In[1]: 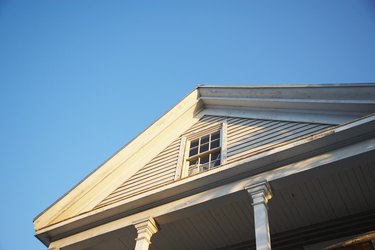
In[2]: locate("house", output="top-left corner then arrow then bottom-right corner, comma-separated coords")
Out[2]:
34,84 -> 375,250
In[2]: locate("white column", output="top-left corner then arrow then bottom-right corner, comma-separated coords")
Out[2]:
133,217 -> 159,250
245,181 -> 273,250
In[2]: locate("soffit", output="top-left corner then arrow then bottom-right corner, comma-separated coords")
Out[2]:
63,152 -> 375,250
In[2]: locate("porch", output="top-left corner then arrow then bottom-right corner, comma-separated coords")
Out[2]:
55,142 -> 375,250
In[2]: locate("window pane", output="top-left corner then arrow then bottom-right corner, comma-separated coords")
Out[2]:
189,159 -> 198,166
211,152 -> 221,166
201,135 -> 209,144
214,159 -> 221,167
200,143 -> 209,153
189,147 -> 198,157
189,166 -> 199,176
211,132 -> 220,140
190,139 -> 199,148
187,131 -> 222,177
200,163 -> 209,171
200,154 -> 209,164
210,139 -> 220,149
211,152 -> 220,160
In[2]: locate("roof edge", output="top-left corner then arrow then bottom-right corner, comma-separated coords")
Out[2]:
33,86 -> 201,226
197,83 -> 375,88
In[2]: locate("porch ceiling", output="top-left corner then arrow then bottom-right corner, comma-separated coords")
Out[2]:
65,150 -> 375,250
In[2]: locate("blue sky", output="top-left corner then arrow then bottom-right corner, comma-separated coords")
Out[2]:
0,0 -> 374,249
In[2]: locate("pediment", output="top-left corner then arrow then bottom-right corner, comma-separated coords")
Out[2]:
34,84 -> 375,234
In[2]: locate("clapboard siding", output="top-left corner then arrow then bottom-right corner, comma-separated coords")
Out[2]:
95,115 -> 333,209
95,137 -> 181,209
94,115 -> 226,209
184,115 -> 225,135
227,117 -> 332,164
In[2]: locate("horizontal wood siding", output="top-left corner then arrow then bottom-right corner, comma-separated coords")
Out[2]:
95,138 -> 181,209
226,117 -> 332,164
183,115 -> 226,137
95,115 -> 332,209
95,115 -> 225,209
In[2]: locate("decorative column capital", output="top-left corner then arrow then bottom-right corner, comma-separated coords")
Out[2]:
244,181 -> 272,206
133,217 -> 159,245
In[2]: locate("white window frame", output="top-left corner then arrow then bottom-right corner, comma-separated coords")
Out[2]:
174,119 -> 227,180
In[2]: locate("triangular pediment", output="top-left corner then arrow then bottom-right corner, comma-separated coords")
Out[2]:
34,84 -> 375,234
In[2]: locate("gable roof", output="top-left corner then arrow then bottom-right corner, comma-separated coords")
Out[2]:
34,84 -> 375,239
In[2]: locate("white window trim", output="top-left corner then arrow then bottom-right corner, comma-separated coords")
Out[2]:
174,119 -> 227,180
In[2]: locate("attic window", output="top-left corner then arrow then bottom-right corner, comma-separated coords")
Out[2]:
175,120 -> 227,180
187,131 -> 221,176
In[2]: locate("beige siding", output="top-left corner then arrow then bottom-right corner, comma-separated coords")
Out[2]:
95,115 -> 226,209
95,115 -> 332,209
183,115 -> 226,136
95,138 -> 180,209
226,117 -> 332,164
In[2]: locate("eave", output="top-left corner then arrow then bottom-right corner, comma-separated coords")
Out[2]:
199,84 -> 375,124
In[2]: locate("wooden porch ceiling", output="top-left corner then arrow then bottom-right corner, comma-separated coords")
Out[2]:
65,151 -> 375,250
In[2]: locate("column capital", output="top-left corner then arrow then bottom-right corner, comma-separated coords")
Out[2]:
245,181 -> 273,250
244,181 -> 272,206
133,217 -> 159,245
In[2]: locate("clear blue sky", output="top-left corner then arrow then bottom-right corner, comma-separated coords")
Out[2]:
0,0 -> 374,249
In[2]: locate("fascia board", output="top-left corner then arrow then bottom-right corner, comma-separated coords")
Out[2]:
198,84 -> 375,100
34,87 -> 202,231
198,84 -> 375,118
200,97 -> 375,116
35,113 -> 375,245
198,83 -> 375,88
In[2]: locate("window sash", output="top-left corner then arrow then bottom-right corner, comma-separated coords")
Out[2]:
187,147 -> 221,162
188,152 -> 221,176
187,146 -> 221,176
188,132 -> 221,158
176,121 -> 226,180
